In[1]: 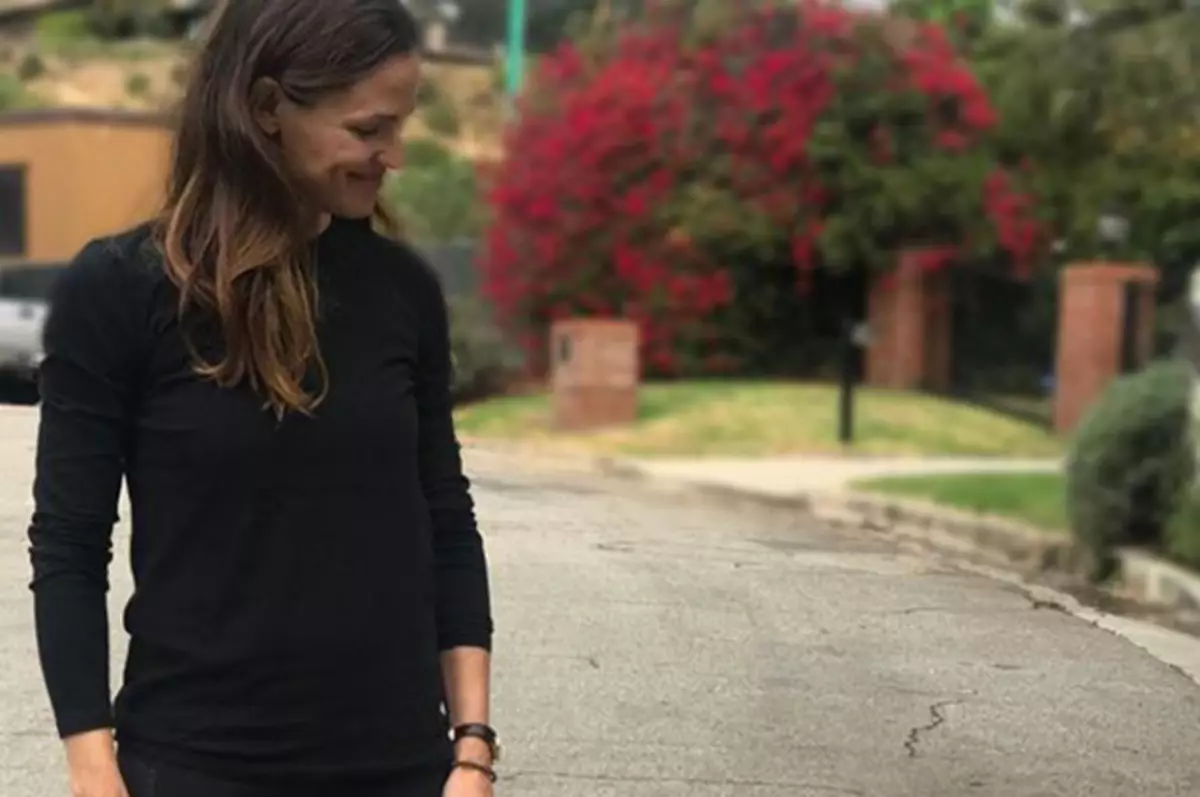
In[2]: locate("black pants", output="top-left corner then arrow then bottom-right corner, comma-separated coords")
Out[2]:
118,748 -> 449,797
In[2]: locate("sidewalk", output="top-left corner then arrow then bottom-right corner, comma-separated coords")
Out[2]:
615,454 -> 1063,495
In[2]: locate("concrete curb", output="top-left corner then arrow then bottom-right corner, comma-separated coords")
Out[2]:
1119,550 -> 1200,611
593,455 -> 1200,614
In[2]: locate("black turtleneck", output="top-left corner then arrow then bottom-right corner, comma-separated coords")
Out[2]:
27,217 -> 493,779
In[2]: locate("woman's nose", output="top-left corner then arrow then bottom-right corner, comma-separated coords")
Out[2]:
379,141 -> 404,171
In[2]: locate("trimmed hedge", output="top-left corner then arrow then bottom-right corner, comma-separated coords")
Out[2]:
448,295 -> 521,406
1166,489 -> 1200,570
1065,359 -> 1194,579
383,143 -> 485,244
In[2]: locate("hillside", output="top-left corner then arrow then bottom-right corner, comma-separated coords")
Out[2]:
0,30 -> 507,160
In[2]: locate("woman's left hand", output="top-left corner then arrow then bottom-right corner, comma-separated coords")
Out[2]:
443,765 -> 494,797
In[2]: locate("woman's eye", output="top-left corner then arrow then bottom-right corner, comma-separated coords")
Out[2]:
351,126 -> 381,139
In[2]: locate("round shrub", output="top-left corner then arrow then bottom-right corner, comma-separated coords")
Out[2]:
1166,488 -> 1200,570
125,71 -> 151,99
170,61 -> 191,89
402,137 -> 455,170
448,295 -> 522,405
1065,359 -> 1194,579
17,52 -> 46,82
421,98 -> 461,138
416,77 -> 443,108
383,149 -> 485,243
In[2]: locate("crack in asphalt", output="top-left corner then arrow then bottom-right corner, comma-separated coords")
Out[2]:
1030,597 -> 1071,613
890,605 -> 951,616
904,700 -> 961,758
504,769 -> 866,793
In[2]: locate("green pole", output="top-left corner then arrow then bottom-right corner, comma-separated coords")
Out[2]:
505,0 -> 527,99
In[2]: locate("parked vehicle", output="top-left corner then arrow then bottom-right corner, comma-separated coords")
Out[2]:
0,261 -> 68,391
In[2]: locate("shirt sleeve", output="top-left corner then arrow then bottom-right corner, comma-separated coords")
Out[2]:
413,261 -> 494,653
27,239 -> 142,738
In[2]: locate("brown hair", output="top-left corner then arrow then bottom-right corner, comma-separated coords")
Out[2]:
155,0 -> 419,417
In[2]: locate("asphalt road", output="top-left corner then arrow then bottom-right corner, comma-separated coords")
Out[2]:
2,406 -> 1200,796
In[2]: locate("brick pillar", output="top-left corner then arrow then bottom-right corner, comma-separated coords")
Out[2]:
550,319 -> 640,430
865,251 -> 953,391
1053,263 -> 1158,434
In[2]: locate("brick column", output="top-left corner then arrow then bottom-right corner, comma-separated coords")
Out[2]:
550,319 -> 640,430
1053,263 -> 1158,434
865,250 -> 952,391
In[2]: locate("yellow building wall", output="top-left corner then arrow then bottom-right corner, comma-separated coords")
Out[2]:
0,113 -> 172,263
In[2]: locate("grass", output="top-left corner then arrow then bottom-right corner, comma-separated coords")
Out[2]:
453,380 -> 1063,458
32,29 -> 177,63
852,472 -> 1067,531
0,73 -> 40,112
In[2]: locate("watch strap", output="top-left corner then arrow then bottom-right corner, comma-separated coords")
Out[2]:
452,722 -> 497,745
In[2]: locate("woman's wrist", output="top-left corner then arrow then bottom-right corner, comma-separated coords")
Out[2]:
453,735 -> 493,765
63,728 -> 118,780
64,728 -> 115,759
450,721 -> 499,763
451,758 -> 497,784
451,727 -> 499,786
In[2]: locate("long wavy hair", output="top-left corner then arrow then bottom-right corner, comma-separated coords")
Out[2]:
154,0 -> 419,417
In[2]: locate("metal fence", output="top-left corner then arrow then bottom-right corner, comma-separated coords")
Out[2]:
941,267 -> 1058,428
414,238 -> 481,299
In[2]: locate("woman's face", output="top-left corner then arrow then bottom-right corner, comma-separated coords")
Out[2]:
262,54 -> 421,220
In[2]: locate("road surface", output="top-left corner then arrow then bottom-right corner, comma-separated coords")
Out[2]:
2,406 -> 1200,796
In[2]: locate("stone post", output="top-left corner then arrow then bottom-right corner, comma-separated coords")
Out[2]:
550,319 -> 640,431
1053,263 -> 1158,433
864,249 -> 952,391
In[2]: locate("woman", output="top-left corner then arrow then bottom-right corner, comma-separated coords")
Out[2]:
27,1 -> 496,795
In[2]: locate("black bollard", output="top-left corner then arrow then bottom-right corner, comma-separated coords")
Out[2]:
838,319 -> 856,446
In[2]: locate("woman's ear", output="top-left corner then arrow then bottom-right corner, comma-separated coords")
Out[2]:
251,77 -> 284,136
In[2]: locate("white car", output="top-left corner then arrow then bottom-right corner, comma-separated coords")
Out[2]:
0,262 -> 67,391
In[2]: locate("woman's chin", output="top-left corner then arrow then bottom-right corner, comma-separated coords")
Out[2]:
330,197 -> 378,220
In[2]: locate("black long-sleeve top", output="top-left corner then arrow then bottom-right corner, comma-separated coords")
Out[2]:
27,218 -> 493,779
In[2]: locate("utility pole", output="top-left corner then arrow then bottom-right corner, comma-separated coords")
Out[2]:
505,0 -> 528,100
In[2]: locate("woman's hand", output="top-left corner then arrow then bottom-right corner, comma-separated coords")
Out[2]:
444,735 -> 495,797
443,765 -> 494,797
64,729 -> 129,797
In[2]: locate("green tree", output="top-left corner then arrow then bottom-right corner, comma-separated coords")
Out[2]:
89,0 -> 169,38
448,0 -> 646,51
483,2 -> 1041,377
383,140 -> 485,243
891,0 -> 1200,265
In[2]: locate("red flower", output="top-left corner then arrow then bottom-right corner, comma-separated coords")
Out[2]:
479,3 -> 1040,378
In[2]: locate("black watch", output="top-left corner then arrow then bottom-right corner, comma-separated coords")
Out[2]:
451,722 -> 501,763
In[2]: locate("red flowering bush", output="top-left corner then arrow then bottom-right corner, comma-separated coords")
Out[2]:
481,0 -> 1044,377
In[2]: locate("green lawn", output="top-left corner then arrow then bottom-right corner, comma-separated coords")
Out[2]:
453,380 -> 1062,459
852,472 -> 1067,532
